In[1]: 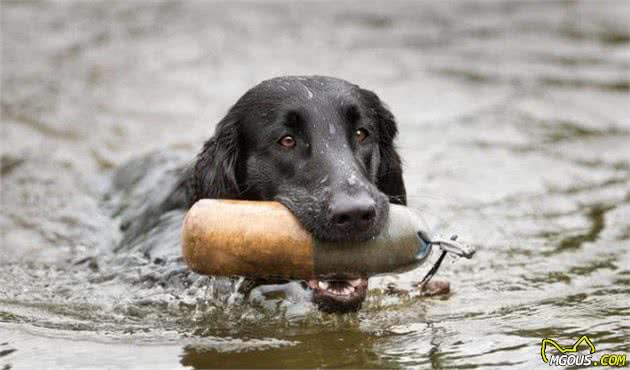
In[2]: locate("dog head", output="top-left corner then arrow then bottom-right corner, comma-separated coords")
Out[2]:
189,76 -> 406,312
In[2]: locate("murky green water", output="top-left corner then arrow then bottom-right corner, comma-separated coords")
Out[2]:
1,1 -> 629,369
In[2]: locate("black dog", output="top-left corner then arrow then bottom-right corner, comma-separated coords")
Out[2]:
118,76 -> 407,313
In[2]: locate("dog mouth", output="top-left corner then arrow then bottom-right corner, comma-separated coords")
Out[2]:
306,275 -> 369,313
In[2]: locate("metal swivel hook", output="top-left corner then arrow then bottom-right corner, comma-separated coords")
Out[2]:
418,234 -> 476,287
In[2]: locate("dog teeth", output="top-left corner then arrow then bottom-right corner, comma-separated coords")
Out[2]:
335,287 -> 354,295
349,278 -> 362,287
317,280 -> 357,295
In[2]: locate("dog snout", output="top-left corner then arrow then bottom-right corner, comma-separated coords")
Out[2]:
329,193 -> 377,233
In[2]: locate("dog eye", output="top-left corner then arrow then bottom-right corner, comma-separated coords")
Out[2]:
278,135 -> 296,149
356,128 -> 369,143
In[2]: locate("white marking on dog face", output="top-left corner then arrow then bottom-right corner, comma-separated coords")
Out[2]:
348,173 -> 357,186
302,84 -> 314,99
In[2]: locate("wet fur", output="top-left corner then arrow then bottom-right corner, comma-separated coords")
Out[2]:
185,76 -> 405,240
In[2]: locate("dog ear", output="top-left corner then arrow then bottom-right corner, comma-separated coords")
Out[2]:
359,88 -> 407,206
188,111 -> 241,206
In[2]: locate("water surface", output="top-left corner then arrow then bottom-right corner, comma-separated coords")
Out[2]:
1,1 -> 629,369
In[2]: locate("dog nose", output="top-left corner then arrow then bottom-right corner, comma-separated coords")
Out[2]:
329,195 -> 377,231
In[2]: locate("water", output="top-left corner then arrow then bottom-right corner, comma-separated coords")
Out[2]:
1,1 -> 629,369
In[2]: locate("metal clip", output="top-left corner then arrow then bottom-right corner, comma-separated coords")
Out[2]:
429,235 -> 476,259
417,234 -> 476,288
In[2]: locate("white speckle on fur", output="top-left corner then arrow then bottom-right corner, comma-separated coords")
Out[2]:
302,84 -> 314,99
348,173 -> 357,186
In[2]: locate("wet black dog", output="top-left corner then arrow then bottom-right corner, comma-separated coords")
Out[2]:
117,76 -> 406,313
